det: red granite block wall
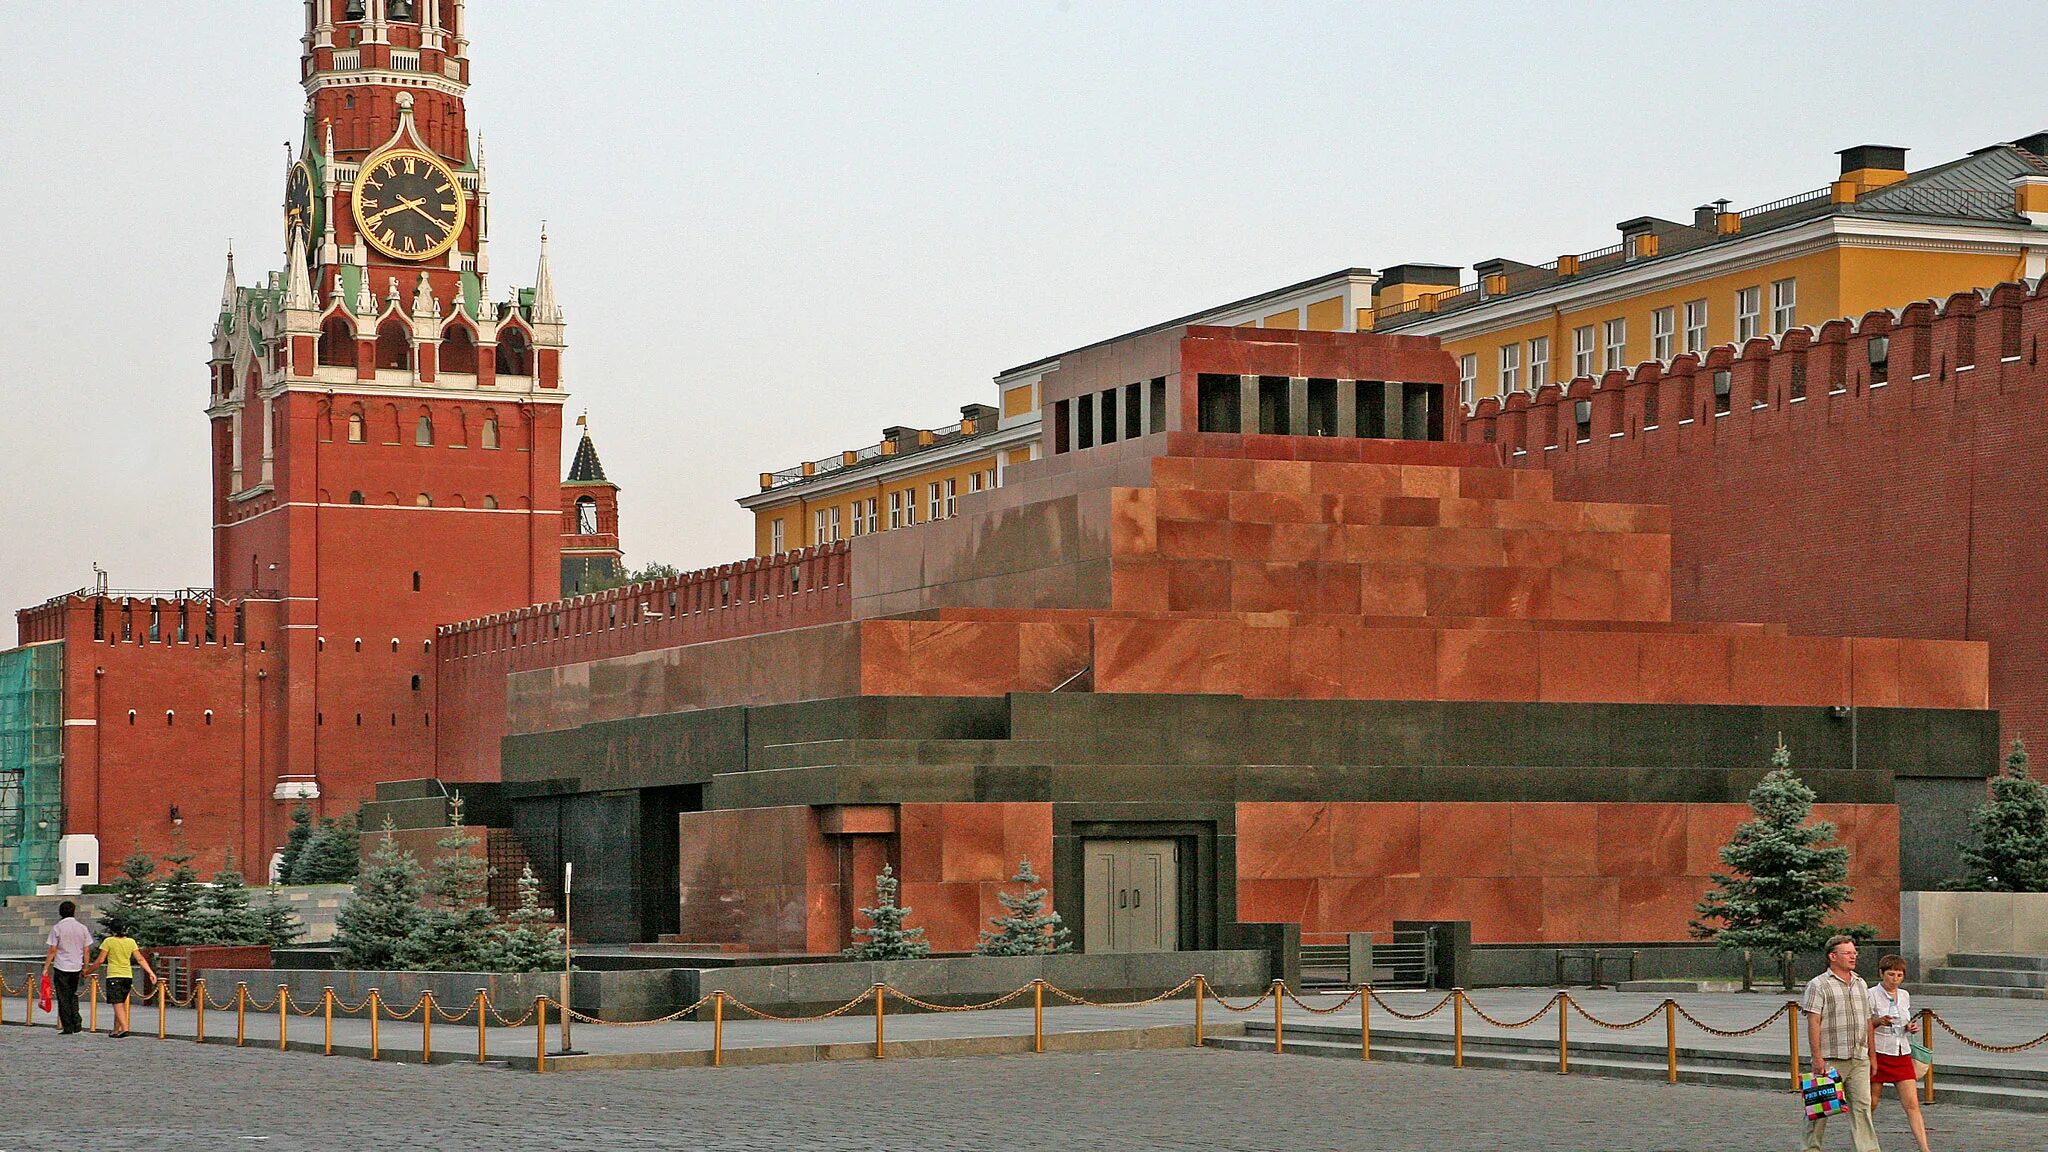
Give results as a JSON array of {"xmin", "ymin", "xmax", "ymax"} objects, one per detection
[
  {"xmin": 1235, "ymin": 801, "xmax": 1899, "ymax": 944},
  {"xmin": 895, "ymin": 802, "xmax": 1054, "ymax": 954}
]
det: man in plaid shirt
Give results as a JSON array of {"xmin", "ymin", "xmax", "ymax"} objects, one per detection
[{"xmin": 1801, "ymin": 934, "xmax": 1880, "ymax": 1151}]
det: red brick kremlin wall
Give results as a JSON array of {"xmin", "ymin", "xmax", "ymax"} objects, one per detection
[{"xmin": 1461, "ymin": 279, "xmax": 2048, "ymax": 755}]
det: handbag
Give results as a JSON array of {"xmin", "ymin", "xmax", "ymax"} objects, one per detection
[
  {"xmin": 37, "ymin": 973, "xmax": 53, "ymax": 1014},
  {"xmin": 1910, "ymin": 1040, "xmax": 1933, "ymax": 1080},
  {"xmin": 1801, "ymin": 1069, "xmax": 1848, "ymax": 1119}
]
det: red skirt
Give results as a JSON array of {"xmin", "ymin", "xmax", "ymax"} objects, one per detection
[{"xmin": 1872, "ymin": 1051, "xmax": 1919, "ymax": 1083}]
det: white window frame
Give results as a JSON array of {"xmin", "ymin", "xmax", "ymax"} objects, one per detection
[
  {"xmin": 828, "ymin": 506, "xmax": 842, "ymax": 542},
  {"xmin": 814, "ymin": 509, "xmax": 829, "ymax": 546},
  {"xmin": 1572, "ymin": 325, "xmax": 1596, "ymax": 378},
  {"xmin": 943, "ymin": 477, "xmax": 957, "ymax": 518},
  {"xmin": 1528, "ymin": 336, "xmax": 1549, "ymax": 391},
  {"xmin": 1603, "ymin": 318, "xmax": 1627, "ymax": 372},
  {"xmin": 1497, "ymin": 343, "xmax": 1520, "ymax": 393},
  {"xmin": 1458, "ymin": 353, "xmax": 1477, "ymax": 407},
  {"xmin": 927, "ymin": 482, "xmax": 941, "ymax": 523},
  {"xmin": 888, "ymin": 491, "xmax": 903, "ymax": 530},
  {"xmin": 1770, "ymin": 278, "xmax": 1797, "ymax": 334},
  {"xmin": 1651, "ymin": 306, "xmax": 1675, "ymax": 361},
  {"xmin": 903, "ymin": 488, "xmax": 917, "ymax": 525},
  {"xmin": 849, "ymin": 502, "xmax": 865, "ymax": 537},
  {"xmin": 969, "ymin": 471, "xmax": 984, "ymax": 493},
  {"xmin": 769, "ymin": 517, "xmax": 785, "ymax": 554},
  {"xmin": 1736, "ymin": 286, "xmax": 1761, "ymax": 342},
  {"xmin": 864, "ymin": 497, "xmax": 878, "ymax": 535},
  {"xmin": 1683, "ymin": 299, "xmax": 1708, "ymax": 353}
]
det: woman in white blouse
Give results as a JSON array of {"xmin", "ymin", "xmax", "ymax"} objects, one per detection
[{"xmin": 1867, "ymin": 954, "xmax": 1931, "ymax": 1152}]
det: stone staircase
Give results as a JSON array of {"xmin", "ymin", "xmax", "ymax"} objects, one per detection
[
  {"xmin": 1921, "ymin": 954, "xmax": 2048, "ymax": 1000},
  {"xmin": 0, "ymin": 895, "xmax": 110, "ymax": 957},
  {"xmin": 1211, "ymin": 1020, "xmax": 2048, "ymax": 1112}
]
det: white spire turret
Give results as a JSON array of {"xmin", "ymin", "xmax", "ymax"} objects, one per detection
[
  {"xmin": 319, "ymin": 120, "xmax": 339, "ymax": 267},
  {"xmin": 531, "ymin": 223, "xmax": 562, "ymax": 324},
  {"xmin": 219, "ymin": 244, "xmax": 238, "ymax": 315},
  {"xmin": 353, "ymin": 237, "xmax": 375, "ymax": 315},
  {"xmin": 285, "ymin": 228, "xmax": 316, "ymax": 311}
]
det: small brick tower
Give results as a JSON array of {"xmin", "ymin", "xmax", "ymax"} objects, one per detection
[{"xmin": 560, "ymin": 416, "xmax": 624, "ymax": 594}]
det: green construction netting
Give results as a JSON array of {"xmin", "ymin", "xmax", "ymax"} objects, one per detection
[{"xmin": 0, "ymin": 642, "xmax": 62, "ymax": 898}]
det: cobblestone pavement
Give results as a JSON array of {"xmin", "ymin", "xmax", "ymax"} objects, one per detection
[{"xmin": 3, "ymin": 1025, "xmax": 2040, "ymax": 1151}]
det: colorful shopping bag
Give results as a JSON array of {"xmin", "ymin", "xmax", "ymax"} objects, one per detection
[
  {"xmin": 1801, "ymin": 1069, "xmax": 1847, "ymax": 1119},
  {"xmin": 1910, "ymin": 1040, "xmax": 1934, "ymax": 1080},
  {"xmin": 37, "ymin": 973, "xmax": 53, "ymax": 1014}
]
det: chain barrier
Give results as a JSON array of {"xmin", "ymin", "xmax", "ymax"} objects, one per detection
[
  {"xmin": 1206, "ymin": 986, "xmax": 1278, "ymax": 1013},
  {"xmin": 1367, "ymin": 990, "xmax": 1456, "ymax": 1021},
  {"xmin": 723, "ymin": 989, "xmax": 876, "ymax": 1024},
  {"xmin": 1567, "ymin": 998, "xmax": 1668, "ymax": 1031},
  {"xmin": 1673, "ymin": 1000, "xmax": 1792, "ymax": 1038},
  {"xmin": 1043, "ymin": 976, "xmax": 1199, "ymax": 1010},
  {"xmin": 559, "ymin": 995, "xmax": 718, "ymax": 1028},
  {"xmin": 888, "ymin": 984, "xmax": 1038, "ymax": 1013},
  {"xmin": 1930, "ymin": 1011, "xmax": 2048, "ymax": 1054},
  {"xmin": 1460, "ymin": 991, "xmax": 1560, "ymax": 1029},
  {"xmin": 330, "ymin": 993, "xmax": 376, "ymax": 1015},
  {"xmin": 484, "ymin": 997, "xmax": 540, "ymax": 1029},
  {"xmin": 242, "ymin": 990, "xmax": 281, "ymax": 1013},
  {"xmin": 1281, "ymin": 987, "xmax": 1365, "ymax": 1015},
  {"xmin": 379, "ymin": 995, "xmax": 429, "ymax": 1022}
]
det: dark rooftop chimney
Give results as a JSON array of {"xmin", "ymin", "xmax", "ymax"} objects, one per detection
[{"xmin": 1838, "ymin": 144, "xmax": 1908, "ymax": 176}]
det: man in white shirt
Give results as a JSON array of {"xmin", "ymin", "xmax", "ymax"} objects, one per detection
[{"xmin": 41, "ymin": 900, "xmax": 94, "ymax": 1035}]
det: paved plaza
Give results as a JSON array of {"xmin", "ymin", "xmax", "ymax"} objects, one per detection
[{"xmin": 3, "ymin": 1021, "xmax": 2041, "ymax": 1151}]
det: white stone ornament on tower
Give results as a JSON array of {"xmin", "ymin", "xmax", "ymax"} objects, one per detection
[
  {"xmin": 285, "ymin": 228, "xmax": 316, "ymax": 312},
  {"xmin": 531, "ymin": 223, "xmax": 562, "ymax": 325},
  {"xmin": 412, "ymin": 272, "xmax": 439, "ymax": 318}
]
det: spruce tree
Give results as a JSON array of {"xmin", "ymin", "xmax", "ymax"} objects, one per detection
[
  {"xmin": 259, "ymin": 888, "xmax": 305, "ymax": 948},
  {"xmin": 291, "ymin": 814, "xmax": 361, "ymax": 885},
  {"xmin": 196, "ymin": 859, "xmax": 271, "ymax": 945},
  {"xmin": 844, "ymin": 864, "xmax": 930, "ymax": 960},
  {"xmin": 411, "ymin": 799, "xmax": 499, "ymax": 971},
  {"xmin": 976, "ymin": 857, "xmax": 1073, "ymax": 956},
  {"xmin": 153, "ymin": 845, "xmax": 206, "ymax": 947},
  {"xmin": 1954, "ymin": 739, "xmax": 2048, "ymax": 892},
  {"xmin": 277, "ymin": 802, "xmax": 314, "ymax": 883},
  {"xmin": 99, "ymin": 847, "xmax": 166, "ymax": 946},
  {"xmin": 334, "ymin": 822, "xmax": 430, "ymax": 970},
  {"xmin": 1691, "ymin": 737, "xmax": 1874, "ymax": 954},
  {"xmin": 487, "ymin": 863, "xmax": 565, "ymax": 973}
]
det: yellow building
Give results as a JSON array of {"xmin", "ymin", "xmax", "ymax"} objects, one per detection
[
  {"xmin": 740, "ymin": 270, "xmax": 1378, "ymax": 554},
  {"xmin": 1368, "ymin": 137, "xmax": 2048, "ymax": 405}
]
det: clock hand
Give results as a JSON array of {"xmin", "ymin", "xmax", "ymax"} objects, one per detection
[{"xmin": 364, "ymin": 196, "xmax": 427, "ymax": 227}]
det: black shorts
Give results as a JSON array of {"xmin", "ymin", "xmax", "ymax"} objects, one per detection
[{"xmin": 105, "ymin": 977, "xmax": 133, "ymax": 1004}]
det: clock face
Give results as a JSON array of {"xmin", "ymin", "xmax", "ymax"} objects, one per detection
[
  {"xmin": 285, "ymin": 160, "xmax": 317, "ymax": 239},
  {"xmin": 351, "ymin": 149, "xmax": 466, "ymax": 261}
]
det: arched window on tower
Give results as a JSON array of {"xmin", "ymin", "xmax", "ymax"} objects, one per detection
[
  {"xmin": 415, "ymin": 412, "xmax": 434, "ymax": 446},
  {"xmin": 496, "ymin": 326, "xmax": 531, "ymax": 376},
  {"xmin": 376, "ymin": 316, "xmax": 412, "ymax": 370},
  {"xmin": 318, "ymin": 315, "xmax": 356, "ymax": 368},
  {"xmin": 440, "ymin": 321, "xmax": 478, "ymax": 374},
  {"xmin": 347, "ymin": 410, "xmax": 365, "ymax": 443},
  {"xmin": 576, "ymin": 496, "xmax": 599, "ymax": 537},
  {"xmin": 480, "ymin": 414, "xmax": 499, "ymax": 449},
  {"xmin": 348, "ymin": 490, "xmax": 366, "ymax": 504}
]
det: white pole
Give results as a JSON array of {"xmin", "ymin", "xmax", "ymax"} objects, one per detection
[{"xmin": 559, "ymin": 861, "xmax": 573, "ymax": 1053}]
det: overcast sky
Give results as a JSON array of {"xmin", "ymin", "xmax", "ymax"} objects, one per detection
[{"xmin": 0, "ymin": 1, "xmax": 2037, "ymax": 619}]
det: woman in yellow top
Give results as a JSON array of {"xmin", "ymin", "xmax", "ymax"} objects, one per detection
[{"xmin": 85, "ymin": 918, "xmax": 157, "ymax": 1038}]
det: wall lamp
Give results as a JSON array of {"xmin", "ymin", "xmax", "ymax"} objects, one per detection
[{"xmin": 169, "ymin": 804, "xmax": 183, "ymax": 827}]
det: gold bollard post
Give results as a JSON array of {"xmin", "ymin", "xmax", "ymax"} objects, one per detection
[
  {"xmin": 1272, "ymin": 979, "xmax": 1284, "ymax": 1053},
  {"xmin": 1453, "ymin": 989, "xmax": 1465, "ymax": 1069},
  {"xmin": 1360, "ymin": 986, "xmax": 1371, "ymax": 1061},
  {"xmin": 89, "ymin": 976, "xmax": 99, "ymax": 1033},
  {"xmin": 1665, "ymin": 1000, "xmax": 1678, "ymax": 1084},
  {"xmin": 1193, "ymin": 975, "xmax": 1206, "ymax": 1048},
  {"xmin": 323, "ymin": 987, "xmax": 334, "ymax": 1056},
  {"xmin": 1787, "ymin": 1003, "xmax": 1801, "ymax": 1092},
  {"xmin": 1032, "ymin": 979, "xmax": 1044, "ymax": 1054},
  {"xmin": 535, "ymin": 997, "xmax": 548, "ymax": 1073},
  {"xmin": 194, "ymin": 977, "xmax": 207, "ymax": 1044},
  {"xmin": 1559, "ymin": 993, "xmax": 1569, "ymax": 1074},
  {"xmin": 156, "ymin": 979, "xmax": 167, "ymax": 1041},
  {"xmin": 368, "ymin": 989, "xmax": 382, "ymax": 1061},
  {"xmin": 712, "ymin": 990, "xmax": 725, "ymax": 1068},
  {"xmin": 235, "ymin": 982, "xmax": 248, "ymax": 1046},
  {"xmin": 873, "ymin": 984, "xmax": 886, "ymax": 1060},
  {"xmin": 476, "ymin": 991, "xmax": 489, "ymax": 1066},
  {"xmin": 1921, "ymin": 1007, "xmax": 1934, "ymax": 1103},
  {"xmin": 279, "ymin": 985, "xmax": 289, "ymax": 1050},
  {"xmin": 421, "ymin": 990, "xmax": 434, "ymax": 1065}
]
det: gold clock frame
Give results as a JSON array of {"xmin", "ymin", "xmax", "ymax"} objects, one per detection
[{"xmin": 350, "ymin": 148, "xmax": 467, "ymax": 262}]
